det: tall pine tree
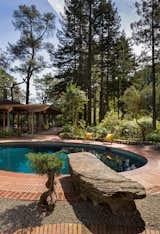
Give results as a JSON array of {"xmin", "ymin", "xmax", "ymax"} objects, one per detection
[{"xmin": 131, "ymin": 0, "xmax": 160, "ymax": 129}]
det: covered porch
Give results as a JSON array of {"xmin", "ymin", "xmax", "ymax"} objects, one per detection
[{"xmin": 0, "ymin": 104, "xmax": 61, "ymax": 135}]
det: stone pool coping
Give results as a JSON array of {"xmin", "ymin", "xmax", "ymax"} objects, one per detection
[{"xmin": 0, "ymin": 136, "xmax": 160, "ymax": 200}]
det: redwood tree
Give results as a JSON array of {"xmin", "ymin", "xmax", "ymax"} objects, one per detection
[{"xmin": 131, "ymin": 0, "xmax": 160, "ymax": 129}]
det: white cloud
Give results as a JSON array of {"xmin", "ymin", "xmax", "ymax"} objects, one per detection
[{"xmin": 48, "ymin": 0, "xmax": 64, "ymax": 15}]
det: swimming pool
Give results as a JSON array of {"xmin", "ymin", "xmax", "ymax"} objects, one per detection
[{"xmin": 0, "ymin": 142, "xmax": 147, "ymax": 174}]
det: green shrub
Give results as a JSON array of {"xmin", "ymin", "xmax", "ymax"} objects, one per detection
[
  {"xmin": 99, "ymin": 111, "xmax": 120, "ymax": 132},
  {"xmin": 63, "ymin": 124, "xmax": 73, "ymax": 133},
  {"xmin": 0, "ymin": 129, "xmax": 19, "ymax": 138},
  {"xmin": 73, "ymin": 127, "xmax": 85, "ymax": 138},
  {"xmin": 117, "ymin": 117, "xmax": 153, "ymax": 141},
  {"xmin": 60, "ymin": 125, "xmax": 85, "ymax": 139},
  {"xmin": 94, "ymin": 111, "xmax": 120, "ymax": 139},
  {"xmin": 136, "ymin": 117, "xmax": 153, "ymax": 141},
  {"xmin": 156, "ymin": 122, "xmax": 160, "ymax": 133},
  {"xmin": 118, "ymin": 120, "xmax": 140, "ymax": 139},
  {"xmin": 61, "ymin": 84, "xmax": 87, "ymax": 126},
  {"xmin": 54, "ymin": 114, "xmax": 65, "ymax": 127},
  {"xmin": 43, "ymin": 124, "xmax": 49, "ymax": 130},
  {"xmin": 60, "ymin": 120, "xmax": 86, "ymax": 139},
  {"xmin": 59, "ymin": 132, "xmax": 74, "ymax": 139},
  {"xmin": 78, "ymin": 120, "xmax": 86, "ymax": 129},
  {"xmin": 93, "ymin": 126, "xmax": 108, "ymax": 139},
  {"xmin": 146, "ymin": 132, "xmax": 160, "ymax": 143}
]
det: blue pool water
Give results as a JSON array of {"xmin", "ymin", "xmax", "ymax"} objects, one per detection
[{"xmin": 0, "ymin": 143, "xmax": 147, "ymax": 174}]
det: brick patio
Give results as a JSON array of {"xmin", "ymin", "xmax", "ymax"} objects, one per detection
[
  {"xmin": 0, "ymin": 171, "xmax": 77, "ymax": 201},
  {"xmin": 0, "ymin": 135, "xmax": 160, "ymax": 198},
  {"xmin": 0, "ymin": 224, "xmax": 160, "ymax": 234}
]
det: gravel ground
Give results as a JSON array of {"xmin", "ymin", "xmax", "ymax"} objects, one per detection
[{"xmin": 0, "ymin": 195, "xmax": 160, "ymax": 232}]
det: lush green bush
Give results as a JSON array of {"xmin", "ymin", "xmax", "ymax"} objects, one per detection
[
  {"xmin": 43, "ymin": 124, "xmax": 49, "ymax": 130},
  {"xmin": 99, "ymin": 111, "xmax": 120, "ymax": 132},
  {"xmin": 93, "ymin": 112, "xmax": 139, "ymax": 140},
  {"xmin": 146, "ymin": 132, "xmax": 160, "ymax": 143},
  {"xmin": 90, "ymin": 126, "xmax": 108, "ymax": 139},
  {"xmin": 122, "ymin": 86, "xmax": 146, "ymax": 118},
  {"xmin": 96, "ymin": 115, "xmax": 154, "ymax": 141},
  {"xmin": 54, "ymin": 114, "xmax": 65, "ymax": 127},
  {"xmin": 62, "ymin": 123, "xmax": 74, "ymax": 133},
  {"xmin": 155, "ymin": 121, "xmax": 160, "ymax": 134},
  {"xmin": 59, "ymin": 109, "xmax": 160, "ymax": 142},
  {"xmin": 60, "ymin": 123, "xmax": 85, "ymax": 139},
  {"xmin": 118, "ymin": 120, "xmax": 140, "ymax": 139},
  {"xmin": 61, "ymin": 84, "xmax": 88, "ymax": 127},
  {"xmin": 136, "ymin": 117, "xmax": 153, "ymax": 141},
  {"xmin": 0, "ymin": 129, "xmax": 19, "ymax": 138},
  {"xmin": 59, "ymin": 132, "xmax": 74, "ymax": 139},
  {"xmin": 60, "ymin": 120, "xmax": 86, "ymax": 139},
  {"xmin": 60, "ymin": 129, "xmax": 85, "ymax": 139},
  {"xmin": 117, "ymin": 117, "xmax": 153, "ymax": 141}
]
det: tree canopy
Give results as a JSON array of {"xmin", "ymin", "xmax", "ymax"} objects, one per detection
[
  {"xmin": 8, "ymin": 4, "xmax": 55, "ymax": 104},
  {"xmin": 0, "ymin": 0, "xmax": 160, "ymax": 133}
]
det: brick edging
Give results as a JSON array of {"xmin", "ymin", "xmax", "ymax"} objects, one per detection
[
  {"xmin": 0, "ymin": 190, "xmax": 78, "ymax": 201},
  {"xmin": 1, "ymin": 224, "xmax": 160, "ymax": 234}
]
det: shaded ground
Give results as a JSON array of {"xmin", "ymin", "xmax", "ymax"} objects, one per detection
[{"xmin": 0, "ymin": 194, "xmax": 160, "ymax": 232}]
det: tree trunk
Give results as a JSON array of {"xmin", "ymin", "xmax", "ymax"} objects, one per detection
[
  {"xmin": 84, "ymin": 104, "xmax": 87, "ymax": 123},
  {"xmin": 151, "ymin": 0, "xmax": 156, "ymax": 130},
  {"xmin": 117, "ymin": 76, "xmax": 120, "ymax": 119},
  {"xmin": 87, "ymin": 0, "xmax": 92, "ymax": 126},
  {"xmin": 105, "ymin": 69, "xmax": 109, "ymax": 113},
  {"xmin": 38, "ymin": 170, "xmax": 56, "ymax": 211},
  {"xmin": 26, "ymin": 78, "xmax": 30, "ymax": 104},
  {"xmin": 78, "ymin": 12, "xmax": 83, "ymax": 87},
  {"xmin": 93, "ymin": 91, "xmax": 97, "ymax": 126},
  {"xmin": 11, "ymin": 86, "xmax": 14, "ymax": 103},
  {"xmin": 99, "ymin": 16, "xmax": 105, "ymax": 122}
]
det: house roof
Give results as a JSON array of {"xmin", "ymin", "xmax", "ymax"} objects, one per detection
[{"xmin": 0, "ymin": 104, "xmax": 61, "ymax": 114}]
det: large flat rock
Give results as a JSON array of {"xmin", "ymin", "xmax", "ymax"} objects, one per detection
[{"xmin": 68, "ymin": 152, "xmax": 146, "ymax": 215}]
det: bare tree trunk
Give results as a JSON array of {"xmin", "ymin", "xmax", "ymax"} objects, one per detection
[
  {"xmin": 26, "ymin": 78, "xmax": 30, "ymax": 104},
  {"xmin": 38, "ymin": 170, "xmax": 56, "ymax": 211},
  {"xmin": 93, "ymin": 91, "xmax": 97, "ymax": 126},
  {"xmin": 151, "ymin": 0, "xmax": 156, "ymax": 130},
  {"xmin": 87, "ymin": 0, "xmax": 92, "ymax": 126},
  {"xmin": 99, "ymin": 16, "xmax": 105, "ymax": 122}
]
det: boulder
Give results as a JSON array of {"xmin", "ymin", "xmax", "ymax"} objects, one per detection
[{"xmin": 68, "ymin": 152, "xmax": 146, "ymax": 215}]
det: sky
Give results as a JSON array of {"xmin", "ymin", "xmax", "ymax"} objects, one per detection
[
  {"xmin": 0, "ymin": 0, "xmax": 140, "ymax": 100},
  {"xmin": 49, "ymin": 0, "xmax": 138, "ymax": 36},
  {"xmin": 0, "ymin": 0, "xmax": 139, "ymax": 51}
]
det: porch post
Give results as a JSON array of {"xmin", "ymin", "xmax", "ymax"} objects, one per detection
[
  {"xmin": 31, "ymin": 112, "xmax": 34, "ymax": 135},
  {"xmin": 3, "ymin": 112, "xmax": 5, "ymax": 130},
  {"xmin": 7, "ymin": 112, "xmax": 10, "ymax": 131}
]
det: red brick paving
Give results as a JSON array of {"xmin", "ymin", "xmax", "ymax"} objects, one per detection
[
  {"xmin": 0, "ymin": 224, "xmax": 160, "ymax": 234},
  {"xmin": 0, "ymin": 136, "xmax": 160, "ymax": 199},
  {"xmin": 0, "ymin": 171, "xmax": 76, "ymax": 201}
]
